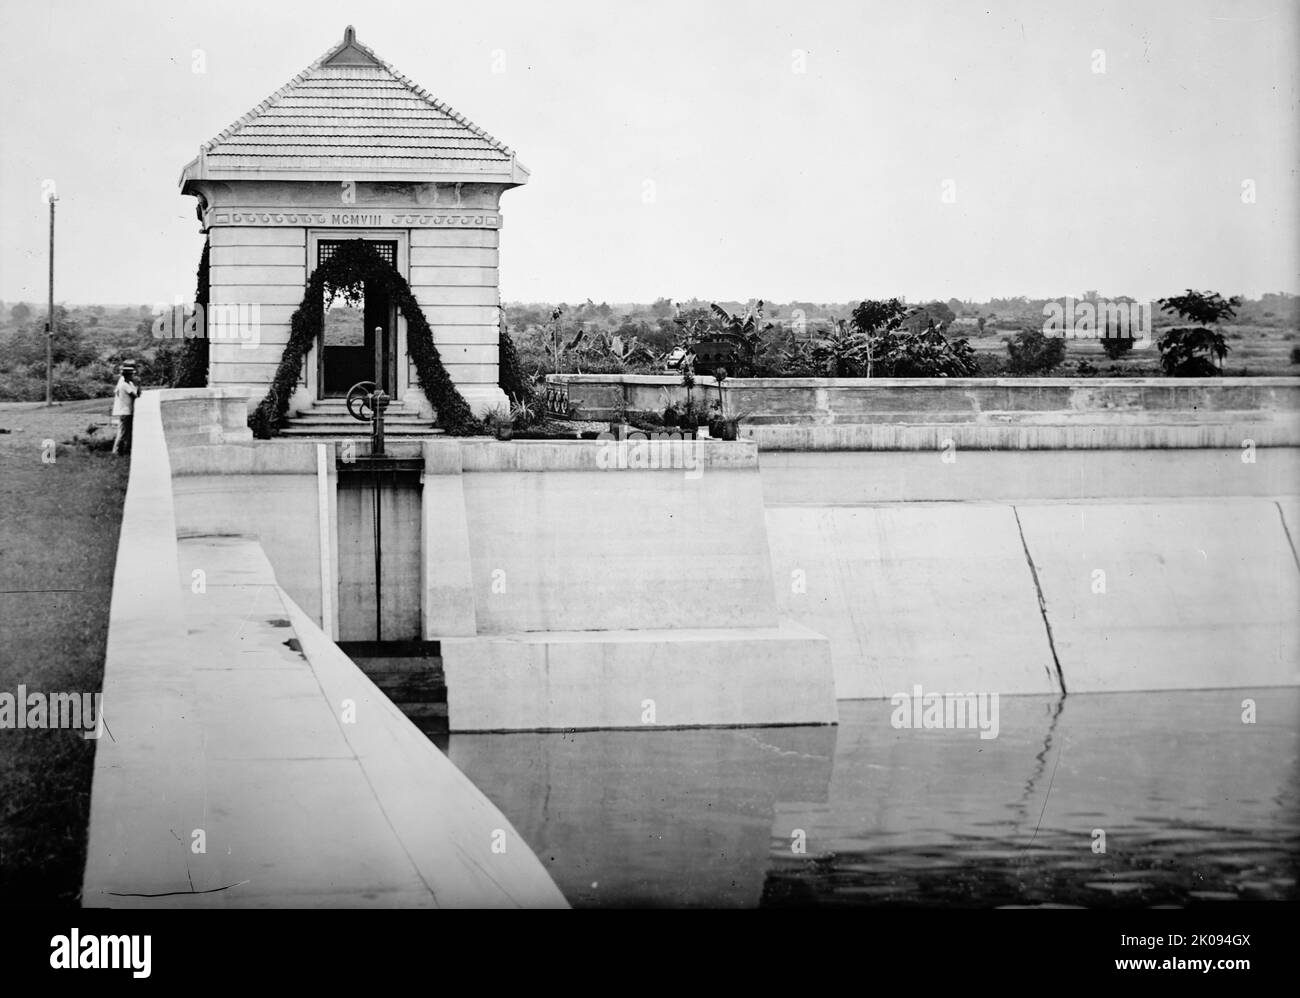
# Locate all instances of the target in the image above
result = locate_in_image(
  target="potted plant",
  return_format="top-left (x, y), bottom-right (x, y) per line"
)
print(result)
top-left (705, 400), bottom-right (723, 438)
top-left (509, 395), bottom-right (537, 434)
top-left (660, 387), bottom-right (681, 428)
top-left (718, 409), bottom-right (749, 441)
top-left (708, 367), bottom-right (744, 440)
top-left (608, 396), bottom-right (630, 437)
top-left (679, 365), bottom-right (702, 436)
top-left (486, 402), bottom-right (513, 441)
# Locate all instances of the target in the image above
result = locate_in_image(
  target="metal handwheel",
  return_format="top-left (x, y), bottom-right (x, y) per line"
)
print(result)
top-left (346, 381), bottom-right (377, 422)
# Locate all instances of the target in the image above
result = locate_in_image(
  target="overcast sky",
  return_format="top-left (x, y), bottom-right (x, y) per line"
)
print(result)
top-left (1, 0), bottom-right (1297, 306)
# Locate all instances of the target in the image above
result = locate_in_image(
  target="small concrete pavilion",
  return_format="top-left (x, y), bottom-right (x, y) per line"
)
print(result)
top-left (179, 26), bottom-right (528, 419)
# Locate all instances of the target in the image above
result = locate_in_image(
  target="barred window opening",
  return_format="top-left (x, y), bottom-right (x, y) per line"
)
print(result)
top-left (318, 240), bottom-right (396, 266)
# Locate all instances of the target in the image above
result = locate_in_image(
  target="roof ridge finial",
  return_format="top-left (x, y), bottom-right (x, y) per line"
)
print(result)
top-left (344, 25), bottom-right (355, 44)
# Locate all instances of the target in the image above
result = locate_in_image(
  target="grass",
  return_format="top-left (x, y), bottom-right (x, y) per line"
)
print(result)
top-left (0, 398), bottom-right (127, 906)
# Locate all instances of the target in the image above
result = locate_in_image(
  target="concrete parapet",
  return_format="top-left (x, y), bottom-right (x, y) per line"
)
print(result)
top-left (549, 375), bottom-right (1300, 450)
top-left (761, 448), bottom-right (1300, 504)
top-left (154, 387), bottom-right (254, 449)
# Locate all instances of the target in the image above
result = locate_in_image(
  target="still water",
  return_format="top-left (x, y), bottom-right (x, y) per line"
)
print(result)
top-left (446, 689), bottom-right (1299, 907)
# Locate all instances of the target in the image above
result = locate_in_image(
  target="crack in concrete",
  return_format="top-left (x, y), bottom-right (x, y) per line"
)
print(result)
top-left (1012, 506), bottom-right (1067, 695)
top-left (1275, 500), bottom-right (1300, 575)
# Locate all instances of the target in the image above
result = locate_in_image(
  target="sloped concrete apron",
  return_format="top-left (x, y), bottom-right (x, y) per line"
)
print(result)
top-left (82, 393), bottom-right (566, 907)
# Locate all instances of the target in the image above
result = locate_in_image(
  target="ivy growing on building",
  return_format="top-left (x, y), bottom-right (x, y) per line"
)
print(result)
top-left (172, 239), bottom-right (210, 388)
top-left (249, 239), bottom-right (479, 438)
top-left (497, 305), bottom-right (533, 405)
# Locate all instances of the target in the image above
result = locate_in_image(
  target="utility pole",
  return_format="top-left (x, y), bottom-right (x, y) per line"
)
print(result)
top-left (45, 192), bottom-right (57, 406)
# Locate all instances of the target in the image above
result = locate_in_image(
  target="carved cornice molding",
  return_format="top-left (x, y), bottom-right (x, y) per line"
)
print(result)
top-left (207, 209), bottom-right (502, 228)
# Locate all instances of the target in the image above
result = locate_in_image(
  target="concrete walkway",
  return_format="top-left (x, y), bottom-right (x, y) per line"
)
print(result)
top-left (82, 393), bottom-right (567, 907)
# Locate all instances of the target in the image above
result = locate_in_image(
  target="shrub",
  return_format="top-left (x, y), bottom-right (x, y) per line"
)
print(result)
top-left (1290, 346), bottom-right (1300, 365)
top-left (1100, 334), bottom-right (1135, 360)
top-left (67, 432), bottom-right (115, 453)
top-left (1156, 327), bottom-right (1229, 376)
top-left (811, 319), bottom-right (870, 377)
top-left (0, 370), bottom-right (44, 401)
top-left (974, 352), bottom-right (1008, 376)
top-left (873, 321), bottom-right (979, 377)
top-left (1005, 329), bottom-right (1066, 374)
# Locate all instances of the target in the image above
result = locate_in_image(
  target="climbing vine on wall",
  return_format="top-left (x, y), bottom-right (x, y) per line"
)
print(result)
top-left (172, 239), bottom-right (210, 388)
top-left (248, 239), bottom-right (479, 438)
top-left (497, 305), bottom-right (534, 406)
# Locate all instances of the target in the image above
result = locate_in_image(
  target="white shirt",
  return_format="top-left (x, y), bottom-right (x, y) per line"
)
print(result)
top-left (112, 377), bottom-right (139, 416)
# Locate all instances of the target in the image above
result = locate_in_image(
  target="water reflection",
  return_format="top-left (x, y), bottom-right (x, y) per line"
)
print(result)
top-left (447, 690), bottom-right (1299, 907)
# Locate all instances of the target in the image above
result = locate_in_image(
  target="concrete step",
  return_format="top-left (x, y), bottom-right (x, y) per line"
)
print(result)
top-left (370, 674), bottom-right (448, 703)
top-left (278, 423), bottom-right (443, 436)
top-left (340, 646), bottom-right (447, 737)
top-left (309, 400), bottom-right (419, 411)
top-left (294, 404), bottom-right (424, 415)
top-left (344, 652), bottom-right (446, 701)
top-left (399, 702), bottom-right (449, 722)
top-left (288, 415), bottom-right (433, 426)
top-left (357, 662), bottom-right (448, 703)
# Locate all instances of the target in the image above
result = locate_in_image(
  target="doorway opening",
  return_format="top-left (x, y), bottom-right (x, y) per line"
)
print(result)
top-left (317, 239), bottom-right (398, 398)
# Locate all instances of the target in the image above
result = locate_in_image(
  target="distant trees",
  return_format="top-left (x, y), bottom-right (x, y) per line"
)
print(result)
top-left (0, 306), bottom-right (97, 370)
top-left (903, 301), bottom-right (956, 331)
top-left (10, 303), bottom-right (31, 323)
top-left (0, 307), bottom-right (120, 401)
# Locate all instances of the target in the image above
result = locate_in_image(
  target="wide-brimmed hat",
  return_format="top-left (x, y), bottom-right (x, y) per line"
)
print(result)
top-left (119, 361), bottom-right (136, 372)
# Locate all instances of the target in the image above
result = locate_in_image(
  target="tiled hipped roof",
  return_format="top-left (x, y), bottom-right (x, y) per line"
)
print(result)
top-left (180, 27), bottom-right (527, 186)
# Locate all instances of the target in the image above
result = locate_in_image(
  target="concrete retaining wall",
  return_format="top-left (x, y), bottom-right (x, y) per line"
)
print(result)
top-left (766, 449), bottom-right (1300, 698)
top-left (168, 442), bottom-right (325, 625)
top-left (144, 388), bottom-right (1299, 732)
top-left (458, 444), bottom-right (776, 634)
top-left (152, 403), bottom-right (839, 730)
top-left (424, 437), bottom-right (838, 729)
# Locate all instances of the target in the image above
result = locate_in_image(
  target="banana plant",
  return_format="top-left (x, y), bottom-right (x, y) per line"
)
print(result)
top-left (708, 301), bottom-right (776, 373)
top-left (813, 318), bottom-right (870, 378)
top-left (600, 331), bottom-right (647, 366)
top-left (544, 306), bottom-right (585, 373)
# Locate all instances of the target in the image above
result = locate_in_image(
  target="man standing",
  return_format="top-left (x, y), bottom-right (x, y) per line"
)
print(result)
top-left (111, 362), bottom-right (139, 456)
